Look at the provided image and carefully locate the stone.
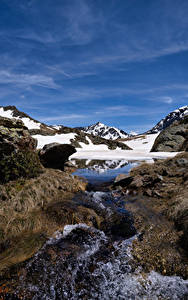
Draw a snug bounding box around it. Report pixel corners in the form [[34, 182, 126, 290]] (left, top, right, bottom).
[[130, 176, 144, 188], [0, 116, 37, 153], [0, 117, 27, 129], [39, 143, 76, 170], [0, 116, 41, 183], [151, 115, 188, 152], [176, 158, 188, 167], [114, 174, 133, 187], [144, 189, 153, 197]]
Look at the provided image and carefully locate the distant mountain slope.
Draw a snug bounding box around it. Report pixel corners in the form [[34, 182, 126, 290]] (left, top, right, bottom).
[[78, 122, 129, 140], [0, 105, 54, 135], [0, 106, 131, 151], [146, 106, 188, 134]]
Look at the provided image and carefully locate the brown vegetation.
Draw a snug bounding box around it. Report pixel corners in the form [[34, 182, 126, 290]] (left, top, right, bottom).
[[0, 169, 87, 274]]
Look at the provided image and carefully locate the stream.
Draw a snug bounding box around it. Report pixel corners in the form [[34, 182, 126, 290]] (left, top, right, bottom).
[[13, 159, 188, 299]]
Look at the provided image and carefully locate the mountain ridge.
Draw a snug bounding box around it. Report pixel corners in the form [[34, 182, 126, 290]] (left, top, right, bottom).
[[77, 121, 129, 140], [0, 105, 187, 139], [0, 105, 131, 150]]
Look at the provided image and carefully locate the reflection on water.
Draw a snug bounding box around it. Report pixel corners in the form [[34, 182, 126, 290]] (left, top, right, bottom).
[[71, 159, 140, 183]]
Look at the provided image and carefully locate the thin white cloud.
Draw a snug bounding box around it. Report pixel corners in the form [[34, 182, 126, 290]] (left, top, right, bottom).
[[45, 65, 72, 78], [0, 70, 58, 89], [95, 105, 164, 117], [41, 114, 87, 122], [81, 42, 188, 66], [159, 96, 173, 104], [62, 0, 104, 45]]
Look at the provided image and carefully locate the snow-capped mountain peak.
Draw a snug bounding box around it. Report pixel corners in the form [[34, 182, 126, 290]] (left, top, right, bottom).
[[80, 122, 129, 140], [146, 105, 188, 134]]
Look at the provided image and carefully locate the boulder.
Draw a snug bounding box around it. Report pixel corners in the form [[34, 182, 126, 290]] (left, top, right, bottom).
[[114, 174, 133, 187], [39, 143, 76, 170], [151, 116, 188, 152], [0, 116, 37, 154], [0, 116, 41, 183]]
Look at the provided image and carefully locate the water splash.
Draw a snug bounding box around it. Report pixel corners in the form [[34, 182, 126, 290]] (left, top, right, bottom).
[[16, 223, 188, 300]]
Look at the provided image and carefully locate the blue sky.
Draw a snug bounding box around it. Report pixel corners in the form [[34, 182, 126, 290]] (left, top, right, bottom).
[[0, 0, 188, 133]]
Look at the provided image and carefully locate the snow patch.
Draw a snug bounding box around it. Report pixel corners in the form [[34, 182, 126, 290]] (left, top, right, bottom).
[[0, 107, 41, 129], [124, 133, 159, 152], [70, 149, 177, 161], [34, 133, 77, 149]]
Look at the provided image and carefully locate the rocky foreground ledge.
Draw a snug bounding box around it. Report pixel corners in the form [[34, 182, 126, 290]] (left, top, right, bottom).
[[114, 152, 188, 278]]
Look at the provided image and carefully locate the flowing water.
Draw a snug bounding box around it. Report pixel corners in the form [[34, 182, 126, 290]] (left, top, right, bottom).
[[15, 159, 188, 299]]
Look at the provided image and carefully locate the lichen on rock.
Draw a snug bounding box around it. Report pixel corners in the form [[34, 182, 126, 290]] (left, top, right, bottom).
[[0, 116, 42, 183]]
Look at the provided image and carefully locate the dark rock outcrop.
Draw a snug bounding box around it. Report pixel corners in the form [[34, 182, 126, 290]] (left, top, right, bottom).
[[39, 143, 76, 170], [151, 116, 188, 152], [0, 116, 37, 152], [115, 152, 188, 197], [0, 117, 42, 183]]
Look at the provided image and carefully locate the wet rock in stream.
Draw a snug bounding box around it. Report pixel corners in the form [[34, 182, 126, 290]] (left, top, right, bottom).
[[73, 191, 136, 238], [7, 224, 188, 300]]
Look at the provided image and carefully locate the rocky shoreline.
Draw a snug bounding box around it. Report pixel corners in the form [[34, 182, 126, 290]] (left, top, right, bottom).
[[114, 152, 188, 278]]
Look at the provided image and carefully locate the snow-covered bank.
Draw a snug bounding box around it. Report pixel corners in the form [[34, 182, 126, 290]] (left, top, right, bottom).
[[123, 133, 159, 152], [70, 133, 178, 161], [34, 131, 178, 161], [70, 149, 178, 161]]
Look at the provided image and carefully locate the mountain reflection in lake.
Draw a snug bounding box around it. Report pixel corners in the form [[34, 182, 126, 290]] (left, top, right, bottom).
[[71, 159, 140, 184]]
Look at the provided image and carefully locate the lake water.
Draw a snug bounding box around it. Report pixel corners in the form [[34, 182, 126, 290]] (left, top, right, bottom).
[[71, 159, 140, 184]]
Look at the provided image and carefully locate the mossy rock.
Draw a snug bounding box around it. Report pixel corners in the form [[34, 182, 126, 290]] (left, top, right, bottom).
[[0, 150, 43, 183]]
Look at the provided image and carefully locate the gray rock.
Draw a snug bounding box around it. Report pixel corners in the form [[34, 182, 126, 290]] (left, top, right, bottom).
[[0, 116, 37, 154], [0, 117, 41, 183], [114, 174, 133, 187], [176, 158, 188, 167], [115, 173, 129, 183], [151, 116, 188, 152]]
